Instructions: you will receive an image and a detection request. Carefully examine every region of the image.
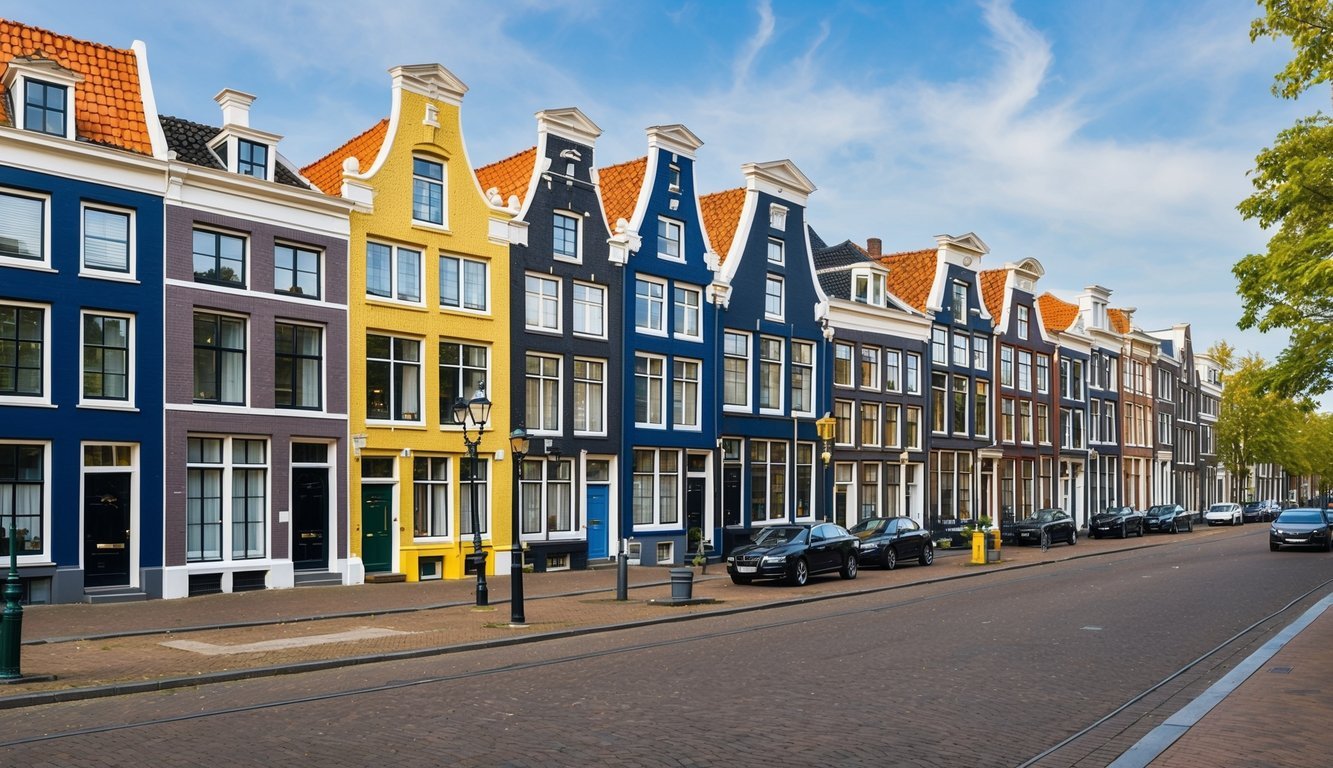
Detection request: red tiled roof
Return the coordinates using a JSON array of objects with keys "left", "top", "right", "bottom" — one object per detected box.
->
[
  {"left": 598, "top": 157, "right": 647, "bottom": 232},
  {"left": 301, "top": 118, "right": 389, "bottom": 195},
  {"left": 878, "top": 248, "right": 937, "bottom": 313},
  {"left": 475, "top": 146, "right": 536, "bottom": 208},
  {"left": 1107, "top": 307, "right": 1131, "bottom": 335},
  {"left": 0, "top": 19, "right": 153, "bottom": 155},
  {"left": 1036, "top": 292, "right": 1079, "bottom": 333},
  {"left": 699, "top": 187, "right": 745, "bottom": 263},
  {"left": 979, "top": 269, "right": 1007, "bottom": 327}
]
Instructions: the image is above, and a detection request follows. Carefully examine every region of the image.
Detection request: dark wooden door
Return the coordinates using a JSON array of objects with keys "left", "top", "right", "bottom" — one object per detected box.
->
[
  {"left": 292, "top": 467, "right": 329, "bottom": 569},
  {"left": 361, "top": 484, "right": 393, "bottom": 572},
  {"left": 84, "top": 472, "right": 131, "bottom": 588}
]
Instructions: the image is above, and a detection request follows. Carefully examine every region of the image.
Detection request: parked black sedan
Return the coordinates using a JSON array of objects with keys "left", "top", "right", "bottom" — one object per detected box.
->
[
  {"left": 1090, "top": 505, "right": 1145, "bottom": 539},
  {"left": 726, "top": 523, "right": 860, "bottom": 586},
  {"left": 1269, "top": 508, "right": 1333, "bottom": 552},
  {"left": 848, "top": 516, "right": 934, "bottom": 570},
  {"left": 1144, "top": 504, "right": 1193, "bottom": 534},
  {"left": 1008, "top": 508, "right": 1077, "bottom": 547}
]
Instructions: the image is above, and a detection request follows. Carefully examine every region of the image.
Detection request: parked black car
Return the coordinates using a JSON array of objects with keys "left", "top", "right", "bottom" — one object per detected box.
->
[
  {"left": 1090, "top": 506, "right": 1145, "bottom": 539},
  {"left": 726, "top": 523, "right": 860, "bottom": 586},
  {"left": 1144, "top": 504, "right": 1193, "bottom": 534},
  {"left": 849, "top": 516, "right": 934, "bottom": 570},
  {"left": 1007, "top": 508, "right": 1077, "bottom": 547},
  {"left": 1269, "top": 508, "right": 1333, "bottom": 552},
  {"left": 1243, "top": 501, "right": 1279, "bottom": 523}
]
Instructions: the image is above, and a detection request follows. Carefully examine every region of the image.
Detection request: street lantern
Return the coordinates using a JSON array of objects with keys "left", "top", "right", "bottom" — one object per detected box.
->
[
  {"left": 455, "top": 384, "right": 492, "bottom": 607},
  {"left": 508, "top": 427, "right": 530, "bottom": 627},
  {"left": 815, "top": 413, "right": 837, "bottom": 466}
]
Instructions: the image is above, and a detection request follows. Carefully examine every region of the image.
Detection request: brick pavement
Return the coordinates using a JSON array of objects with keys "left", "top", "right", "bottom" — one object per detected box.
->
[{"left": 1, "top": 526, "right": 1326, "bottom": 768}]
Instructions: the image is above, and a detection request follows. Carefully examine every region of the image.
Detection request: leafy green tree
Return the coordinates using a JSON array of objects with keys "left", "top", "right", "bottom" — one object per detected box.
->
[
  {"left": 1216, "top": 355, "right": 1303, "bottom": 498},
  {"left": 1237, "top": 1, "right": 1333, "bottom": 397}
]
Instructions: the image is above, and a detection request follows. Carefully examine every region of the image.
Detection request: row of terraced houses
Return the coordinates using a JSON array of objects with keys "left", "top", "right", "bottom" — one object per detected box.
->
[{"left": 0, "top": 21, "right": 1282, "bottom": 604}]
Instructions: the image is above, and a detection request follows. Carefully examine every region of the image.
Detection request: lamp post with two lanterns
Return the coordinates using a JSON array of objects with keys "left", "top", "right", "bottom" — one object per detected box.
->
[{"left": 453, "top": 386, "right": 492, "bottom": 608}]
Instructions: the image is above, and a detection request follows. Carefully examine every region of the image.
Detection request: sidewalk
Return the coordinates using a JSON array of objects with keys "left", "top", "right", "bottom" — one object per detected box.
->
[{"left": 1, "top": 531, "right": 1329, "bottom": 768}]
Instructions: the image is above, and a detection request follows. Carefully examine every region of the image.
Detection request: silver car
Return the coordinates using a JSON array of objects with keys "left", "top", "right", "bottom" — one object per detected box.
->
[{"left": 1204, "top": 502, "right": 1243, "bottom": 526}]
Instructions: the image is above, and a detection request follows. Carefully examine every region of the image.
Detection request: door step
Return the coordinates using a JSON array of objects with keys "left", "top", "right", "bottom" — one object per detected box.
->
[
  {"left": 364, "top": 572, "right": 407, "bottom": 584},
  {"left": 293, "top": 571, "right": 343, "bottom": 587},
  {"left": 83, "top": 586, "right": 148, "bottom": 604}
]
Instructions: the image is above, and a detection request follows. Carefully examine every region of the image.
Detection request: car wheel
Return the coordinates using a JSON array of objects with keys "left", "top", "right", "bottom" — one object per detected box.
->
[
  {"left": 1170, "top": 520, "right": 1178, "bottom": 534},
  {"left": 1067, "top": 527, "right": 1077, "bottom": 546},
  {"left": 1040, "top": 531, "right": 1051, "bottom": 551},
  {"left": 1325, "top": 538, "right": 1331, "bottom": 553},
  {"left": 1119, "top": 521, "right": 1127, "bottom": 539},
  {"left": 1186, "top": 518, "right": 1193, "bottom": 532},
  {"left": 840, "top": 554, "right": 858, "bottom": 580},
  {"left": 883, "top": 546, "right": 898, "bottom": 570},
  {"left": 787, "top": 557, "right": 809, "bottom": 587},
  {"left": 1137, "top": 522, "right": 1144, "bottom": 537},
  {"left": 729, "top": 573, "right": 753, "bottom": 585},
  {"left": 920, "top": 543, "right": 934, "bottom": 566}
]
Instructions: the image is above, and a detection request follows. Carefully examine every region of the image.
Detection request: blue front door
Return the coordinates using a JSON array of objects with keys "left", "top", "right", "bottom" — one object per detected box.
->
[{"left": 587, "top": 485, "right": 609, "bottom": 559}]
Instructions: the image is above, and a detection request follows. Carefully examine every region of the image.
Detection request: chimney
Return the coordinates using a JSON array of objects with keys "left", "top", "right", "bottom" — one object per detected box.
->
[
  {"left": 867, "top": 237, "right": 882, "bottom": 256},
  {"left": 214, "top": 88, "right": 256, "bottom": 128}
]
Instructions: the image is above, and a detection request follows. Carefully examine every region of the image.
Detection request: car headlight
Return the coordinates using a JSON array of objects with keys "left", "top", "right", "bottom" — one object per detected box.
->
[{"left": 761, "top": 554, "right": 786, "bottom": 565}]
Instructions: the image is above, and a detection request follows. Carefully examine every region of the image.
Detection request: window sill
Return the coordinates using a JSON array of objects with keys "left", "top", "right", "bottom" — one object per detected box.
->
[
  {"left": 0, "top": 259, "right": 55, "bottom": 273},
  {"left": 368, "top": 421, "right": 428, "bottom": 430},
  {"left": 365, "top": 297, "right": 428, "bottom": 311},
  {"left": 77, "top": 402, "right": 139, "bottom": 412},
  {"left": 79, "top": 271, "right": 139, "bottom": 283},
  {"left": 0, "top": 400, "right": 55, "bottom": 408},
  {"left": 411, "top": 221, "right": 452, "bottom": 235}
]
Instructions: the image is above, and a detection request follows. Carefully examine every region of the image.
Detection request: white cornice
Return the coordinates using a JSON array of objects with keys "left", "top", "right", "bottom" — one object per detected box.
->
[
  {"left": 741, "top": 159, "right": 816, "bottom": 204},
  {"left": 826, "top": 297, "right": 933, "bottom": 339},
  {"left": 646, "top": 124, "right": 704, "bottom": 158},
  {"left": 0, "top": 128, "right": 163, "bottom": 194},
  {"left": 165, "top": 161, "right": 353, "bottom": 237},
  {"left": 536, "top": 107, "right": 602, "bottom": 146},
  {"left": 390, "top": 64, "right": 468, "bottom": 106}
]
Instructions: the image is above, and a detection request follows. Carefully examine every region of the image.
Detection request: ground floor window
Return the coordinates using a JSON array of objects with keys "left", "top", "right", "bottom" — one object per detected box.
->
[
  {"left": 632, "top": 448, "right": 680, "bottom": 527},
  {"left": 750, "top": 440, "right": 787, "bottom": 523},
  {"left": 186, "top": 436, "right": 268, "bottom": 562},
  {"left": 0, "top": 442, "right": 45, "bottom": 555},
  {"left": 929, "top": 450, "right": 973, "bottom": 521},
  {"left": 519, "top": 458, "right": 574, "bottom": 535},
  {"left": 413, "top": 456, "right": 449, "bottom": 538},
  {"left": 794, "top": 443, "right": 814, "bottom": 520},
  {"left": 459, "top": 456, "right": 490, "bottom": 536}
]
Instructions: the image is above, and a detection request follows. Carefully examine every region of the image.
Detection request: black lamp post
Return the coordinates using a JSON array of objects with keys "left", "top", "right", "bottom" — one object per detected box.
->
[
  {"left": 453, "top": 384, "right": 492, "bottom": 607},
  {"left": 508, "top": 427, "right": 530, "bottom": 627}
]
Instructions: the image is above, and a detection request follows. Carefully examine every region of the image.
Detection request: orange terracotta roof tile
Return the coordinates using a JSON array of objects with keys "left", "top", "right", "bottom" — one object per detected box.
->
[
  {"left": 878, "top": 248, "right": 937, "bottom": 313},
  {"left": 699, "top": 187, "right": 745, "bottom": 263},
  {"left": 598, "top": 157, "right": 647, "bottom": 232},
  {"left": 0, "top": 18, "right": 153, "bottom": 154},
  {"left": 475, "top": 146, "right": 536, "bottom": 208},
  {"left": 1036, "top": 292, "right": 1079, "bottom": 333},
  {"left": 1107, "top": 307, "right": 1131, "bottom": 335},
  {"left": 979, "top": 269, "right": 1007, "bottom": 327},
  {"left": 301, "top": 118, "right": 389, "bottom": 195}
]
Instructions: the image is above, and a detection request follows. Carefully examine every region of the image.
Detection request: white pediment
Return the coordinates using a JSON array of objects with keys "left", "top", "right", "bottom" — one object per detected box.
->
[
  {"left": 646, "top": 124, "right": 704, "bottom": 157},
  {"left": 390, "top": 64, "right": 468, "bottom": 105},
  {"left": 936, "top": 232, "right": 990, "bottom": 256},
  {"left": 742, "top": 159, "right": 816, "bottom": 201},
  {"left": 537, "top": 107, "right": 602, "bottom": 146}
]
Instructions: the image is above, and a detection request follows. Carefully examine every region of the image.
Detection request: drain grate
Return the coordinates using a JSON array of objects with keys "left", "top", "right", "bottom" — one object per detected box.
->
[{"left": 1269, "top": 666, "right": 1293, "bottom": 674}]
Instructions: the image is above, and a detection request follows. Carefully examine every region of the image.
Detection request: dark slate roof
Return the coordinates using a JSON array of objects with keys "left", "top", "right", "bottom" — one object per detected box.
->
[
  {"left": 814, "top": 239, "right": 874, "bottom": 300},
  {"left": 808, "top": 226, "right": 827, "bottom": 253},
  {"left": 160, "top": 115, "right": 309, "bottom": 189}
]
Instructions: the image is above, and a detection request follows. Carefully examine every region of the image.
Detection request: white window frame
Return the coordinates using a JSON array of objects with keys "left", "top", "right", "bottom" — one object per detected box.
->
[
  {"left": 791, "top": 340, "right": 816, "bottom": 416},
  {"left": 860, "top": 401, "right": 881, "bottom": 448},
  {"left": 365, "top": 241, "right": 423, "bottom": 305},
  {"left": 833, "top": 341, "right": 854, "bottom": 388},
  {"left": 884, "top": 349, "right": 902, "bottom": 393},
  {"left": 723, "top": 331, "right": 752, "bottom": 412},
  {"left": 767, "top": 238, "right": 784, "bottom": 265},
  {"left": 0, "top": 440, "right": 51, "bottom": 563},
  {"left": 634, "top": 353, "right": 666, "bottom": 428},
  {"left": 631, "top": 448, "right": 681, "bottom": 529},
  {"left": 525, "top": 352, "right": 562, "bottom": 435},
  {"left": 185, "top": 435, "right": 270, "bottom": 562},
  {"left": 860, "top": 345, "right": 880, "bottom": 391},
  {"left": 439, "top": 254, "right": 489, "bottom": 313},
  {"left": 0, "top": 300, "right": 50, "bottom": 406},
  {"left": 525, "top": 273, "right": 562, "bottom": 333},
  {"left": 951, "top": 282, "right": 967, "bottom": 324},
  {"left": 764, "top": 274, "right": 784, "bottom": 320},
  {"left": 573, "top": 357, "right": 606, "bottom": 436},
  {"left": 673, "top": 357, "right": 701, "bottom": 429},
  {"left": 758, "top": 336, "right": 784, "bottom": 414},
  {"left": 79, "top": 309, "right": 135, "bottom": 408},
  {"left": 672, "top": 283, "right": 703, "bottom": 342},
  {"left": 80, "top": 202, "right": 135, "bottom": 279},
  {"left": 1017, "top": 305, "right": 1030, "bottom": 339},
  {"left": 657, "top": 216, "right": 684, "bottom": 261},
  {"left": 412, "top": 455, "right": 451, "bottom": 540},
  {"left": 411, "top": 155, "right": 446, "bottom": 227},
  {"left": 553, "top": 209, "right": 581, "bottom": 263},
  {"left": 635, "top": 276, "right": 667, "bottom": 336},
  {"left": 366, "top": 333, "right": 423, "bottom": 424},
  {"left": 16, "top": 75, "right": 74, "bottom": 139},
  {"left": 0, "top": 188, "right": 51, "bottom": 270},
  {"left": 519, "top": 458, "right": 577, "bottom": 538},
  {"left": 972, "top": 336, "right": 988, "bottom": 371},
  {"left": 572, "top": 281, "right": 606, "bottom": 339}
]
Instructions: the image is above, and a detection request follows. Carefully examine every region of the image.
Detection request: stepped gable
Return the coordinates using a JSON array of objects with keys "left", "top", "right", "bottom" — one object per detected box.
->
[
  {"left": 979, "top": 268, "right": 1007, "bottom": 327},
  {"left": 475, "top": 145, "right": 536, "bottom": 207},
  {"left": 878, "top": 247, "right": 937, "bottom": 313},
  {"left": 699, "top": 187, "right": 745, "bottom": 263},
  {"left": 598, "top": 156, "right": 647, "bottom": 232},
  {"left": 301, "top": 118, "right": 389, "bottom": 195},
  {"left": 0, "top": 18, "right": 153, "bottom": 154},
  {"left": 1037, "top": 292, "right": 1079, "bottom": 333}
]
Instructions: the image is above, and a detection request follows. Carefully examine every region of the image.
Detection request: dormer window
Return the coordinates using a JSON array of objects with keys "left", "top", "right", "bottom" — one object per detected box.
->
[
  {"left": 24, "top": 79, "right": 68, "bottom": 137},
  {"left": 237, "top": 139, "right": 269, "bottom": 179},
  {"left": 852, "top": 269, "right": 885, "bottom": 306},
  {"left": 951, "top": 282, "right": 968, "bottom": 323}
]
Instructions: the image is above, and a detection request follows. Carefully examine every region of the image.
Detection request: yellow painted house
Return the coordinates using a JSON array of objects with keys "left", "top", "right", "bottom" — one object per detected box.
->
[{"left": 303, "top": 64, "right": 519, "bottom": 584}]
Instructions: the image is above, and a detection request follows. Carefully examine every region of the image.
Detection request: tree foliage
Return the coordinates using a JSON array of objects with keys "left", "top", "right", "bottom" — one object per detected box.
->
[
  {"left": 1215, "top": 355, "right": 1304, "bottom": 492},
  {"left": 1238, "top": 1, "right": 1333, "bottom": 397}
]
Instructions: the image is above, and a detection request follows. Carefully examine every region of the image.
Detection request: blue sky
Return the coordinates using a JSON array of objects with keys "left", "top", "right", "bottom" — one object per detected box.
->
[{"left": 9, "top": 0, "right": 1311, "bottom": 371}]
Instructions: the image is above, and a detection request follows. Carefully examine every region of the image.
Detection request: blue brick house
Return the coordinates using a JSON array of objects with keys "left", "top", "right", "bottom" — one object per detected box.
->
[
  {"left": 703, "top": 161, "right": 827, "bottom": 553},
  {"left": 0, "top": 23, "right": 166, "bottom": 603}
]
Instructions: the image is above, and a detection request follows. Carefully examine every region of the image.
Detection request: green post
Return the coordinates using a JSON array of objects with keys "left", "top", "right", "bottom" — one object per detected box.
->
[{"left": 0, "top": 520, "right": 23, "bottom": 679}]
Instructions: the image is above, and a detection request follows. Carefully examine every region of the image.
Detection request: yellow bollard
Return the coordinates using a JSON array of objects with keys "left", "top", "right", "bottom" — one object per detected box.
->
[
  {"left": 990, "top": 528, "right": 1002, "bottom": 562},
  {"left": 971, "top": 531, "right": 986, "bottom": 564}
]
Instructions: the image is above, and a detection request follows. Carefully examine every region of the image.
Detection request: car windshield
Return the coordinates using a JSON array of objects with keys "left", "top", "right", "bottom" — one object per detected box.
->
[
  {"left": 1028, "top": 509, "right": 1058, "bottom": 522},
  {"left": 1276, "top": 511, "right": 1325, "bottom": 524},
  {"left": 849, "top": 519, "right": 887, "bottom": 536},
  {"left": 752, "top": 526, "right": 806, "bottom": 546},
  {"left": 1147, "top": 506, "right": 1173, "bottom": 514},
  {"left": 1209, "top": 504, "right": 1233, "bottom": 513}
]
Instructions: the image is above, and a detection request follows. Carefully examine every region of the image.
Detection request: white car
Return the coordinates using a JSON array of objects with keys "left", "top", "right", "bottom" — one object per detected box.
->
[{"left": 1205, "top": 502, "right": 1244, "bottom": 526}]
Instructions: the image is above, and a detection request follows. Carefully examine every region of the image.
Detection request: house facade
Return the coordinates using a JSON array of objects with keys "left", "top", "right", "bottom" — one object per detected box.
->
[
  {"left": 303, "top": 64, "right": 517, "bottom": 583},
  {"left": 601, "top": 125, "right": 720, "bottom": 566},
  {"left": 1036, "top": 291, "right": 1094, "bottom": 526},
  {"left": 159, "top": 92, "right": 353, "bottom": 598},
  {"left": 477, "top": 107, "right": 623, "bottom": 571},
  {"left": 704, "top": 161, "right": 828, "bottom": 549},
  {"left": 1116, "top": 309, "right": 1157, "bottom": 509},
  {"left": 814, "top": 236, "right": 931, "bottom": 530},
  {"left": 1195, "top": 352, "right": 1224, "bottom": 508},
  {"left": 0, "top": 22, "right": 166, "bottom": 603}
]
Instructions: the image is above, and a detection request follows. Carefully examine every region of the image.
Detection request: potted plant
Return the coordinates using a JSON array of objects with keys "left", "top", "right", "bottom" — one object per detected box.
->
[{"left": 688, "top": 527, "right": 707, "bottom": 573}]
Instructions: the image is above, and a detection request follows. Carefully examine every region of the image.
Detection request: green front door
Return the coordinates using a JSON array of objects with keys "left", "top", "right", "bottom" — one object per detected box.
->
[{"left": 360, "top": 484, "right": 393, "bottom": 573}]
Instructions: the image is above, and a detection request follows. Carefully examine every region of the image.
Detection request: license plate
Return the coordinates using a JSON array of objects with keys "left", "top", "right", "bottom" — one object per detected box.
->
[
  {"left": 1286, "top": 538, "right": 1306, "bottom": 544},
  {"left": 735, "top": 565, "right": 756, "bottom": 573}
]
